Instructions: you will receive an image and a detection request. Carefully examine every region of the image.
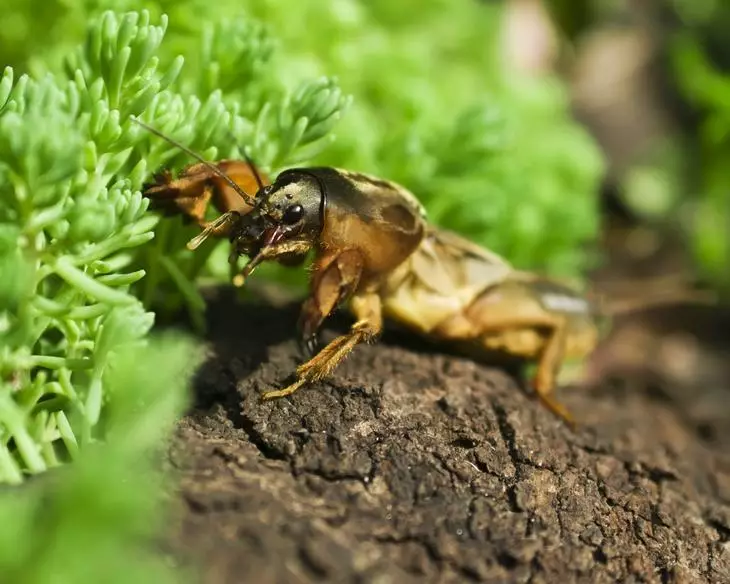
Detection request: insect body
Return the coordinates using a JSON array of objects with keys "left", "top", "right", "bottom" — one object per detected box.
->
[{"left": 138, "top": 121, "right": 600, "bottom": 423}]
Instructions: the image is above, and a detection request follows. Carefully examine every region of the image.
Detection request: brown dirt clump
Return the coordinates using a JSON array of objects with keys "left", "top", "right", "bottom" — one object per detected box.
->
[{"left": 168, "top": 288, "right": 730, "bottom": 584}]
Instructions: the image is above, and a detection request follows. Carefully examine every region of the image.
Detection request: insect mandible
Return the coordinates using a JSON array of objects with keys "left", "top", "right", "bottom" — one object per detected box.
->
[{"left": 135, "top": 118, "right": 602, "bottom": 425}]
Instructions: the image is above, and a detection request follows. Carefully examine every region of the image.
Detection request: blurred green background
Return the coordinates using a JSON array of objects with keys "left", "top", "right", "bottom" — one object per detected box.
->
[
  {"left": 0, "top": 0, "right": 727, "bottom": 582},
  {"left": 544, "top": 0, "right": 730, "bottom": 293}
]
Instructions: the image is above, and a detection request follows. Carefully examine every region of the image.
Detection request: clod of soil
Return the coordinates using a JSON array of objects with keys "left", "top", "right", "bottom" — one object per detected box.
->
[{"left": 168, "top": 288, "right": 730, "bottom": 584}]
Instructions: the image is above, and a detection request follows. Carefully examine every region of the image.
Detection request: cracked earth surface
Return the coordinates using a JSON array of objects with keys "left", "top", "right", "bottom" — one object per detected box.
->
[{"left": 169, "top": 290, "right": 730, "bottom": 583}]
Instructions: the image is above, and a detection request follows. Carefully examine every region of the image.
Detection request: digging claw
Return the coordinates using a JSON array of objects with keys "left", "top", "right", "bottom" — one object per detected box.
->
[{"left": 299, "top": 333, "right": 321, "bottom": 358}]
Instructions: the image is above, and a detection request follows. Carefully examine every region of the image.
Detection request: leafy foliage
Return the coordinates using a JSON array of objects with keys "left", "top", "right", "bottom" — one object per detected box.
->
[
  {"left": 2, "top": 0, "right": 605, "bottom": 285},
  {"left": 0, "top": 5, "right": 354, "bottom": 581},
  {"left": 0, "top": 6, "right": 349, "bottom": 477},
  {"left": 0, "top": 334, "right": 196, "bottom": 584},
  {"left": 0, "top": 13, "right": 170, "bottom": 482}
]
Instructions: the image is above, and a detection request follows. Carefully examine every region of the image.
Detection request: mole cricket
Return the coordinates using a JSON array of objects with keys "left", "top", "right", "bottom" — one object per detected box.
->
[{"left": 135, "top": 118, "right": 602, "bottom": 424}]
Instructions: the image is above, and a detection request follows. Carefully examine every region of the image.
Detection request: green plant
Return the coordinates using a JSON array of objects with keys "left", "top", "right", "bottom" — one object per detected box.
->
[
  {"left": 0, "top": 13, "right": 172, "bottom": 483},
  {"left": 0, "top": 334, "right": 196, "bottom": 584},
  {"left": 2, "top": 0, "right": 606, "bottom": 285},
  {"left": 0, "top": 7, "right": 353, "bottom": 581},
  {"left": 0, "top": 8, "right": 349, "bottom": 480}
]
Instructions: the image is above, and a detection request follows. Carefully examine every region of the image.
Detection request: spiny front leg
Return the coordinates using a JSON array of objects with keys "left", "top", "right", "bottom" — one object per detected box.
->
[
  {"left": 145, "top": 178, "right": 214, "bottom": 228},
  {"left": 261, "top": 248, "right": 370, "bottom": 400},
  {"left": 298, "top": 297, "right": 325, "bottom": 357},
  {"left": 295, "top": 249, "right": 364, "bottom": 357},
  {"left": 296, "top": 293, "right": 382, "bottom": 378},
  {"left": 263, "top": 293, "right": 383, "bottom": 399}
]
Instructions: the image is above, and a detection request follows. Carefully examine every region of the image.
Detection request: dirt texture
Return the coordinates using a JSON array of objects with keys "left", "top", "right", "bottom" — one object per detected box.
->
[{"left": 168, "top": 287, "right": 730, "bottom": 584}]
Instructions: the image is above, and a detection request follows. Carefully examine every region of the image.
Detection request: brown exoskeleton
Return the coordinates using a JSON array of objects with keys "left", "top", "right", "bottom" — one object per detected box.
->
[{"left": 136, "top": 119, "right": 601, "bottom": 424}]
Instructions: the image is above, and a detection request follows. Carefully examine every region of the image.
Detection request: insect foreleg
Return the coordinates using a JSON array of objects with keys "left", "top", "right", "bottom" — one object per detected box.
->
[
  {"left": 262, "top": 250, "right": 379, "bottom": 400},
  {"left": 296, "top": 249, "right": 364, "bottom": 356},
  {"left": 144, "top": 175, "right": 214, "bottom": 227},
  {"left": 295, "top": 292, "right": 382, "bottom": 381}
]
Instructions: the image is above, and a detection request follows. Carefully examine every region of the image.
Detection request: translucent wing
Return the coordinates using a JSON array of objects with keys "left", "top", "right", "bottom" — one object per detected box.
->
[{"left": 409, "top": 226, "right": 513, "bottom": 298}]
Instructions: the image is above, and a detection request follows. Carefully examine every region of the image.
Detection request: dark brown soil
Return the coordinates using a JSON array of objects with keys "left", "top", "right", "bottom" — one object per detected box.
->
[
  {"left": 167, "top": 285, "right": 730, "bottom": 584},
  {"left": 161, "top": 10, "right": 730, "bottom": 578}
]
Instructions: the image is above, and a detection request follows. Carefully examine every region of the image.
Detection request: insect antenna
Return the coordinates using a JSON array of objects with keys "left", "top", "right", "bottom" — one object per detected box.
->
[
  {"left": 130, "top": 116, "right": 258, "bottom": 208},
  {"left": 224, "top": 128, "right": 266, "bottom": 192}
]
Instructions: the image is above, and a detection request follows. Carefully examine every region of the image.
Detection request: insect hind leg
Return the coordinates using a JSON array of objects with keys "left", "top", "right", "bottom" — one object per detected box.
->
[
  {"left": 527, "top": 322, "right": 576, "bottom": 426},
  {"left": 432, "top": 291, "right": 575, "bottom": 425}
]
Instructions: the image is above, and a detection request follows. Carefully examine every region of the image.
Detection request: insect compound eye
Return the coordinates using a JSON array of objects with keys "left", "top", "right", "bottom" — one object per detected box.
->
[{"left": 282, "top": 204, "right": 304, "bottom": 225}]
